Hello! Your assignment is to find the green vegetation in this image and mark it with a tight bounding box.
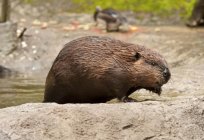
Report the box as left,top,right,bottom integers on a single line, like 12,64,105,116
22,0,36,3
71,0,196,18
22,0,196,18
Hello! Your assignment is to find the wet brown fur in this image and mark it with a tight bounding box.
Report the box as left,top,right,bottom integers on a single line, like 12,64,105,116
44,36,170,103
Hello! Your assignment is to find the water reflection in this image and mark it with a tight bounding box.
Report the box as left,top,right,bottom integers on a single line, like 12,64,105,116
0,76,44,108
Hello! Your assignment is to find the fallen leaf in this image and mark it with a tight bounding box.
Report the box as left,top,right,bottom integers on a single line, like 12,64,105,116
32,20,41,26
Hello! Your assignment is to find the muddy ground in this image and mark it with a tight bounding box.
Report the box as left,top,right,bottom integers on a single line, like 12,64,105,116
0,3,204,106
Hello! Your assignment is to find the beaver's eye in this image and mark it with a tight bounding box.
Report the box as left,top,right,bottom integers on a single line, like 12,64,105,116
134,52,141,61
151,62,157,66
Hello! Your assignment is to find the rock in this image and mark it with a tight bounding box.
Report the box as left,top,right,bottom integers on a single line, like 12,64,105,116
0,97,204,140
0,22,18,55
0,65,12,78
62,25,76,31
129,26,137,31
41,22,48,29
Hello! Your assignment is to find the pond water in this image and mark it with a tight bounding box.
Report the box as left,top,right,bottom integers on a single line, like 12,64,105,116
0,76,44,108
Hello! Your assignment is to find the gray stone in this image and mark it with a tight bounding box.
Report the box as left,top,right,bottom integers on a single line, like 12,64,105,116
0,22,17,55
0,97,204,140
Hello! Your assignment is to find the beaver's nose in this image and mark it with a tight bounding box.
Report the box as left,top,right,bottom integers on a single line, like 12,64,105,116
163,68,171,82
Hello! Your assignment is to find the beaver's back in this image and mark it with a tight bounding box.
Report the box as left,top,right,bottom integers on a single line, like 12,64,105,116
52,36,135,79
55,36,131,63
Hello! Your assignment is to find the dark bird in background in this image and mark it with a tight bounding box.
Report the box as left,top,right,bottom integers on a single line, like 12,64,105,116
186,0,204,27
93,6,127,32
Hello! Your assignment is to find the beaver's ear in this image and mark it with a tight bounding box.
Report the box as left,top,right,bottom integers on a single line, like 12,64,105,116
134,52,141,61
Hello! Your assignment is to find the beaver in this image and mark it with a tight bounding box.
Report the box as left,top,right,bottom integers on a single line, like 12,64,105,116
93,7,127,32
43,36,171,103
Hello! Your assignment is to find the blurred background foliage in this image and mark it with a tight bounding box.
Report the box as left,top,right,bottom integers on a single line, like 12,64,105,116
22,0,196,18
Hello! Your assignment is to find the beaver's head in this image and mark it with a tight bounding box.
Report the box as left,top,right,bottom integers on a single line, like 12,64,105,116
124,45,171,95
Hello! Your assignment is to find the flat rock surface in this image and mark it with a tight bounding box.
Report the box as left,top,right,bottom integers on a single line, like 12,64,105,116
0,97,204,140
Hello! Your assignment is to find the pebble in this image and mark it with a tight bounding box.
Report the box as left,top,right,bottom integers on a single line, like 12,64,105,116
20,56,25,61
41,22,48,29
32,45,36,49
35,30,39,34
21,41,28,48
33,50,37,54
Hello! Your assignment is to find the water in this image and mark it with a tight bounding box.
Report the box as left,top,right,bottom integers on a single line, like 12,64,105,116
0,76,44,108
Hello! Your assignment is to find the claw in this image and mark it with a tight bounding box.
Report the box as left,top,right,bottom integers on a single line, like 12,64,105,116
121,97,137,103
